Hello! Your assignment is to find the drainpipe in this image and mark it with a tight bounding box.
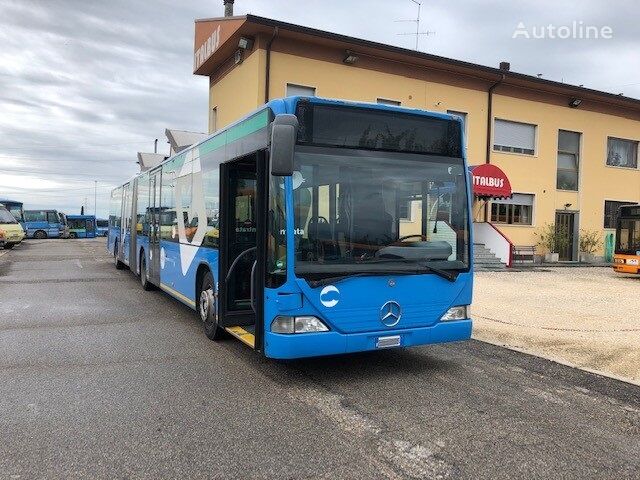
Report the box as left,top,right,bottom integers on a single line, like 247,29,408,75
265,27,279,103
484,73,505,221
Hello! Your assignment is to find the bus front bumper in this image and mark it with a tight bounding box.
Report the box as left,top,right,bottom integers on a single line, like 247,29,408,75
264,319,472,359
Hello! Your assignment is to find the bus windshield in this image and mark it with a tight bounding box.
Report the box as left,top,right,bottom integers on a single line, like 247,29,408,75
616,208,640,254
292,147,469,279
0,207,18,224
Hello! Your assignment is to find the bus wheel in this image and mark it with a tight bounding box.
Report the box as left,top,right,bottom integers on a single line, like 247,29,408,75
199,271,224,340
69,232,77,239
34,230,47,239
139,254,152,291
114,241,125,270
4,243,14,249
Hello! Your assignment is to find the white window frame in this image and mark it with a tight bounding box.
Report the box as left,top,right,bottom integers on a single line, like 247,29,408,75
490,192,536,226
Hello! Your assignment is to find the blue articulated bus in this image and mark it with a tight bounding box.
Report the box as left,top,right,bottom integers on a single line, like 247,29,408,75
0,199,25,230
24,209,64,239
109,97,473,359
67,214,97,238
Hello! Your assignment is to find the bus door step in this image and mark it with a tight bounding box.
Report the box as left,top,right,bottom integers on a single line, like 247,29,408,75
225,325,255,349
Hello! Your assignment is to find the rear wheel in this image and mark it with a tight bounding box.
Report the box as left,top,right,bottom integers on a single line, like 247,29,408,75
199,271,224,340
4,243,14,249
69,232,77,239
114,241,125,270
33,230,47,239
139,253,152,291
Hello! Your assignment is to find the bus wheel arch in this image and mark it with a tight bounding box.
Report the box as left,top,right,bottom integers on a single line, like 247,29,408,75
113,239,125,270
139,248,152,290
196,265,225,340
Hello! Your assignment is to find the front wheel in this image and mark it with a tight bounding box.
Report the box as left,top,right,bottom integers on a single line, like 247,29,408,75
114,241,125,270
139,254,153,291
4,243,14,249
199,271,225,340
69,232,77,239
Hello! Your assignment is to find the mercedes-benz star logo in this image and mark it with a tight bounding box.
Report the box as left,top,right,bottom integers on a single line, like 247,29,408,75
380,301,401,327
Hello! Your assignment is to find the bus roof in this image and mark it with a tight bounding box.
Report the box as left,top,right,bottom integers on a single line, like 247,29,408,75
114,96,461,190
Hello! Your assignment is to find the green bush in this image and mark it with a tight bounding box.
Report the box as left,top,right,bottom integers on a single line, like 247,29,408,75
579,229,601,254
535,223,570,253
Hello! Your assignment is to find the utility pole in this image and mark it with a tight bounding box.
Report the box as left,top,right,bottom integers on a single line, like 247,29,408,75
94,180,97,216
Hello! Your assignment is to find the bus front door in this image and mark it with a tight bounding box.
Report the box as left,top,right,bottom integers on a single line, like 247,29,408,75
218,152,267,352
148,169,161,286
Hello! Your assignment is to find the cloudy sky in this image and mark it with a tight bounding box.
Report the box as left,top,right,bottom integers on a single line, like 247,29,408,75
1,0,638,218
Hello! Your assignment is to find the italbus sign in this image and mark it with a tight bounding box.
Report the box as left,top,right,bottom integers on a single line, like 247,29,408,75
469,164,512,198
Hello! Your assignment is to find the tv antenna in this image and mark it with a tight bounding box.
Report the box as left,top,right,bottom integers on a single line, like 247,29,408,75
396,0,435,51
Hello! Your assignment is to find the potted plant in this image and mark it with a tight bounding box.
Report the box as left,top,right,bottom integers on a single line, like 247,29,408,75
579,229,601,263
535,223,569,262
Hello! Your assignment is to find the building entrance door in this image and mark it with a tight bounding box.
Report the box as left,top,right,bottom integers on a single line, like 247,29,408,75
555,211,577,261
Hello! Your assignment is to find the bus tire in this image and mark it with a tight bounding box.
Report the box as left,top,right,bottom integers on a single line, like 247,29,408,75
33,230,47,239
114,241,125,270
199,271,225,340
139,253,153,291
4,243,14,249
69,232,77,239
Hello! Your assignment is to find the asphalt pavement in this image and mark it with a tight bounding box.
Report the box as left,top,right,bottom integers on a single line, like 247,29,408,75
1,239,639,479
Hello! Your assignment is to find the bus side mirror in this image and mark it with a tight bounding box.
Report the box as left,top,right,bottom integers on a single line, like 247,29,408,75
270,114,298,176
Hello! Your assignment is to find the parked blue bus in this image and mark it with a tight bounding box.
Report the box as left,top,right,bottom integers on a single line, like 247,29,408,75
24,209,65,239
96,219,109,237
0,199,25,230
109,97,473,359
67,214,97,238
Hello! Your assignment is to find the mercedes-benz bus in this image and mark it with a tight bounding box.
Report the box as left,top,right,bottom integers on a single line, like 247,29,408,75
24,209,64,239
613,204,640,275
109,97,473,359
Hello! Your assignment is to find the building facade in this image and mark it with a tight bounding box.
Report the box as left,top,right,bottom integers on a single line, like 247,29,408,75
193,14,640,261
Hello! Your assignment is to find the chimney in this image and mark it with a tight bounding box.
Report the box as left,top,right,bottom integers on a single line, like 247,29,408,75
223,0,234,17
499,61,510,71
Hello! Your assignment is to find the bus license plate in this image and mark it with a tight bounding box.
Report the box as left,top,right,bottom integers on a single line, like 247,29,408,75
376,335,401,348
627,259,639,265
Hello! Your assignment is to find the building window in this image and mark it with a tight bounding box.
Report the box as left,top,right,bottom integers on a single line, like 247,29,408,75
557,130,581,191
606,137,638,169
286,83,316,97
493,119,536,155
604,200,638,228
447,110,468,137
491,193,534,225
377,98,401,106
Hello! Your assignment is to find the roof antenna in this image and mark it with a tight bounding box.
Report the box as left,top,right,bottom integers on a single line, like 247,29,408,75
396,0,435,51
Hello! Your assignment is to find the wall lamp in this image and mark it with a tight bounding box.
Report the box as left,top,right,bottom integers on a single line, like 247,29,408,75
238,36,254,50
343,50,359,65
568,97,582,108
564,203,573,210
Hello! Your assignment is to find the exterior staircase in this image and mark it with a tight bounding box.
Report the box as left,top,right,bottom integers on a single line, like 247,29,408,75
474,243,507,271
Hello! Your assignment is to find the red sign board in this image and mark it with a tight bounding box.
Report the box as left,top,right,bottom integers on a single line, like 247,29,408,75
470,164,512,198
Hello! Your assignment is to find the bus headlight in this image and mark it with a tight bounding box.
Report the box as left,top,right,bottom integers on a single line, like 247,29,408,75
440,306,469,321
271,315,329,334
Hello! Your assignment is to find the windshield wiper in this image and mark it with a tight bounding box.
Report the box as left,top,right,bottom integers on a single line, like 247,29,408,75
305,261,458,288
307,270,414,288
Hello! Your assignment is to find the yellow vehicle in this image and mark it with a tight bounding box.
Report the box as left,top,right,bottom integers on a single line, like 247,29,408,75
613,204,640,275
0,204,25,249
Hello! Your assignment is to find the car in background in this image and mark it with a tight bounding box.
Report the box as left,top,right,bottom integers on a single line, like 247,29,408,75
96,219,109,236
0,204,25,249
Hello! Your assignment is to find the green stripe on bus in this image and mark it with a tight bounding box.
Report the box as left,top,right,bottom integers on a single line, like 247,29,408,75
199,109,270,155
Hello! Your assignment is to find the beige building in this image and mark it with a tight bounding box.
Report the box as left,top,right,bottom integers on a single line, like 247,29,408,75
192,13,640,263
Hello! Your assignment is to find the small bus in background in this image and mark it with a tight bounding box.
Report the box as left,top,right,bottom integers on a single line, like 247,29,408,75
109,97,473,359
24,209,64,239
96,219,109,236
0,199,25,230
67,215,97,238
613,205,640,275
0,203,25,249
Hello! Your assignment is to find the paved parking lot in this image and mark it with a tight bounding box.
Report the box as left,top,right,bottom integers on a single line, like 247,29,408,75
1,239,639,479
474,268,640,383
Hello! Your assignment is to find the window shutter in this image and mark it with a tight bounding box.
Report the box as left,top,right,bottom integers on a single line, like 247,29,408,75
494,119,535,150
